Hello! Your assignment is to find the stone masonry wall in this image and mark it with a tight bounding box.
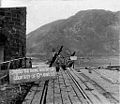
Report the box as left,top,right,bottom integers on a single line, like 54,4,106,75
0,7,26,61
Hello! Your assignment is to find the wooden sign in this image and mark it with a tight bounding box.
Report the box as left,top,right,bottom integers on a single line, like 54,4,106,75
9,66,56,84
70,56,77,60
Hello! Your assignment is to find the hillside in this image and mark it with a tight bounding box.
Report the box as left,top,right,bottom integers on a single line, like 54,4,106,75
27,9,120,58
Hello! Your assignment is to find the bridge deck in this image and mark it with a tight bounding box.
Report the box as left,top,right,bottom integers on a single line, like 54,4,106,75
22,69,81,104
22,63,119,104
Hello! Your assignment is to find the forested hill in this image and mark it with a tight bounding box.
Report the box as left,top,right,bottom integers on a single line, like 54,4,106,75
27,9,120,58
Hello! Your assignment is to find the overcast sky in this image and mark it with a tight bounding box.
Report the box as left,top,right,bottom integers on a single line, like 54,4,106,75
1,0,120,34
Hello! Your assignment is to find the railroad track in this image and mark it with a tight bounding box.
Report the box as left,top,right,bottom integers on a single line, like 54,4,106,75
80,73,119,104
40,80,49,104
67,69,107,104
70,68,119,104
21,80,49,104
66,70,94,104
21,67,119,104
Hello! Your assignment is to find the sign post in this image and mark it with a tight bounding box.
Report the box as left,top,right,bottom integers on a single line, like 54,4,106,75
70,56,77,61
9,66,56,84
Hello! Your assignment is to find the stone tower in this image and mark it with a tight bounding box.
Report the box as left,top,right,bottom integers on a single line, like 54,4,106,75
0,7,26,62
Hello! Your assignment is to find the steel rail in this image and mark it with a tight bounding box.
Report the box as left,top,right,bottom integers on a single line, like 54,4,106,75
64,71,85,103
71,68,119,104
67,70,93,104
40,80,49,104
79,72,119,104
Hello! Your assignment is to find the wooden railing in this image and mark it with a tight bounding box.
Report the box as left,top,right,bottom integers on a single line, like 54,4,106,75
0,57,32,70
0,57,32,85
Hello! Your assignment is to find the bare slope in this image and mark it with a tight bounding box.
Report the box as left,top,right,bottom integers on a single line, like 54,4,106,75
27,9,120,57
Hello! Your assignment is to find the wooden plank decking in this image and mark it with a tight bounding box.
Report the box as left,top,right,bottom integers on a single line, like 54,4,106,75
22,69,82,104
22,63,116,104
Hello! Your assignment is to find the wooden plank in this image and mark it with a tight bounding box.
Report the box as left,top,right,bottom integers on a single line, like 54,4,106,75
78,73,111,104
22,86,37,104
68,69,102,104
9,66,56,84
61,70,81,104
46,80,54,104
54,75,63,104
31,81,45,104
58,70,71,104
65,71,88,104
